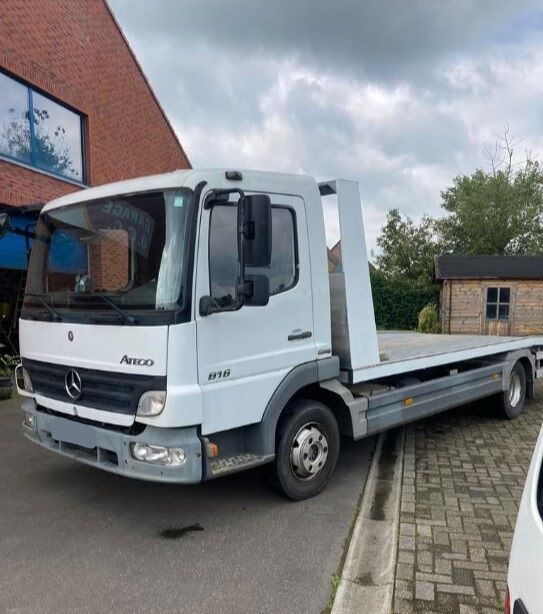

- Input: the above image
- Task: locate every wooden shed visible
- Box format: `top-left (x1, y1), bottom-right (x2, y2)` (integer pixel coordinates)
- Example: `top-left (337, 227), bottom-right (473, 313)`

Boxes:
top-left (435, 255), bottom-right (543, 336)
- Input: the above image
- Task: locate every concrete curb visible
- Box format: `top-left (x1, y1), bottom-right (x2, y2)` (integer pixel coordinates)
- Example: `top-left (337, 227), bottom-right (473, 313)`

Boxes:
top-left (331, 427), bottom-right (405, 614)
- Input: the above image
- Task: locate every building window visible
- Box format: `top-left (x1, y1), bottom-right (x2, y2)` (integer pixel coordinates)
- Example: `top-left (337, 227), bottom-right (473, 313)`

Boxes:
top-left (209, 204), bottom-right (298, 307)
top-left (486, 286), bottom-right (510, 320)
top-left (0, 71), bottom-right (85, 183)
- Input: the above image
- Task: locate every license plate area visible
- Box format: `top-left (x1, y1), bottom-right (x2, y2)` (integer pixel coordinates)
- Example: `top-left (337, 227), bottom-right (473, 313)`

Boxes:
top-left (51, 417), bottom-right (97, 449)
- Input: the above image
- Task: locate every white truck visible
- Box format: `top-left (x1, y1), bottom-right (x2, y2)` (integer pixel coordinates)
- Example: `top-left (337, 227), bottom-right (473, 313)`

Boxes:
top-left (11, 168), bottom-right (543, 500)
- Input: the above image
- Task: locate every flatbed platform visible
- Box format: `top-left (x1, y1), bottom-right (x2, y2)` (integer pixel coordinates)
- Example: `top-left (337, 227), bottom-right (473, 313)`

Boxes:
top-left (343, 331), bottom-right (543, 383)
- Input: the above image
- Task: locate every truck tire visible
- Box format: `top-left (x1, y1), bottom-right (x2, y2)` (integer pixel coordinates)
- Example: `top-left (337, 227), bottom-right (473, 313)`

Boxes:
top-left (493, 362), bottom-right (527, 420)
top-left (270, 399), bottom-right (340, 501)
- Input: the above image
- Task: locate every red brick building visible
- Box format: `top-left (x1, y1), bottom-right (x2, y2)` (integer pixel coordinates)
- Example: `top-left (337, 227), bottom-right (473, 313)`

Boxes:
top-left (0, 0), bottom-right (190, 348)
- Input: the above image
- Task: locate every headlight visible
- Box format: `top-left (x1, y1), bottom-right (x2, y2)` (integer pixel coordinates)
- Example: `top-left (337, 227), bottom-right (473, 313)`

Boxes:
top-left (22, 368), bottom-right (33, 392)
top-left (136, 391), bottom-right (166, 417)
top-left (130, 442), bottom-right (186, 466)
top-left (16, 366), bottom-right (33, 393)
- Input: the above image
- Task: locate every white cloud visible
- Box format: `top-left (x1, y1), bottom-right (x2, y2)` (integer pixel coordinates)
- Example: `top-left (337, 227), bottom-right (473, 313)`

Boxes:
top-left (109, 1), bottom-right (543, 253)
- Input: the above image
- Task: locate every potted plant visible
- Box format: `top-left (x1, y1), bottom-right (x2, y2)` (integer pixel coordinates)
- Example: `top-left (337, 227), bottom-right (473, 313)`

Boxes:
top-left (0, 355), bottom-right (16, 400)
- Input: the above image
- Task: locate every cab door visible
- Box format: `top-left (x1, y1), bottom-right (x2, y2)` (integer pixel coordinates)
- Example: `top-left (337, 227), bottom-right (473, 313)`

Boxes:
top-left (195, 191), bottom-right (316, 435)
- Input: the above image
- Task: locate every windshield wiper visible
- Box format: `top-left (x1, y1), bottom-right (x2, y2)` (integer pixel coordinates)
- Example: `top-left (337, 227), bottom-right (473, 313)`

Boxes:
top-left (24, 293), bottom-right (62, 322)
top-left (98, 295), bottom-right (138, 325)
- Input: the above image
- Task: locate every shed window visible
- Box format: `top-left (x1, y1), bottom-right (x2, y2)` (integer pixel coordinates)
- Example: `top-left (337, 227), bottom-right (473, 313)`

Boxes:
top-left (486, 286), bottom-right (510, 320)
top-left (0, 71), bottom-right (86, 183)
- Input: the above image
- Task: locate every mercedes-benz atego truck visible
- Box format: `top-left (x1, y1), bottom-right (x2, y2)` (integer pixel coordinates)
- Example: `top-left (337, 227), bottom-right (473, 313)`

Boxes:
top-left (13, 169), bottom-right (543, 499)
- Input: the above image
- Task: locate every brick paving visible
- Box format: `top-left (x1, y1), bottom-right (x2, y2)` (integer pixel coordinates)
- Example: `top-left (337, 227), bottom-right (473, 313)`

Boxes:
top-left (393, 383), bottom-right (543, 613)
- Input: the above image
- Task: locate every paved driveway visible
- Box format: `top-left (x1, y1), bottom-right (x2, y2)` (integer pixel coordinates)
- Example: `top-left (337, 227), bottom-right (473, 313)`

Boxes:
top-left (0, 394), bottom-right (375, 614)
top-left (393, 384), bottom-right (543, 613)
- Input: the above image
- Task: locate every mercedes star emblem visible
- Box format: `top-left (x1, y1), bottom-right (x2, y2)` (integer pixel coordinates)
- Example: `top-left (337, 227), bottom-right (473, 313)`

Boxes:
top-left (65, 369), bottom-right (82, 401)
top-left (68, 331), bottom-right (74, 342)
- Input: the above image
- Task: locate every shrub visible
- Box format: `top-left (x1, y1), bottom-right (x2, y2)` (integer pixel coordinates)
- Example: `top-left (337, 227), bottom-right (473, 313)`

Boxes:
top-left (2, 354), bottom-right (19, 369)
top-left (0, 357), bottom-right (12, 379)
top-left (370, 268), bottom-right (440, 330)
top-left (417, 303), bottom-right (440, 334)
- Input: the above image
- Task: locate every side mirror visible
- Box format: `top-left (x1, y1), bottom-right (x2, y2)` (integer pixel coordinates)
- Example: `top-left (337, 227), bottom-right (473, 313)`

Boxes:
top-left (242, 194), bottom-right (271, 267)
top-left (0, 213), bottom-right (10, 240)
top-left (239, 274), bottom-right (270, 306)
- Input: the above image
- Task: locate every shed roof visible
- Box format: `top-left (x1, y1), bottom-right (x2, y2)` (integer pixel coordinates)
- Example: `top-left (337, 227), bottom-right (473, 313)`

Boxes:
top-left (435, 254), bottom-right (543, 280)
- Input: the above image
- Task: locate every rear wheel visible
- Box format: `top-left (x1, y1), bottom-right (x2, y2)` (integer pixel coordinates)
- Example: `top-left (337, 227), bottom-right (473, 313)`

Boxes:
top-left (270, 399), bottom-right (340, 501)
top-left (493, 362), bottom-right (527, 419)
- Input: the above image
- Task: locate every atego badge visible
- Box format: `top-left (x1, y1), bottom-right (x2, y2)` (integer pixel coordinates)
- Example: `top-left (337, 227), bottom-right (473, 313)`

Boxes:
top-left (120, 355), bottom-right (154, 367)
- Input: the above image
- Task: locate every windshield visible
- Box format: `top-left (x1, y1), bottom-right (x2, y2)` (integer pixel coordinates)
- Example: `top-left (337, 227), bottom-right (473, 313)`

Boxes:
top-left (22, 189), bottom-right (193, 323)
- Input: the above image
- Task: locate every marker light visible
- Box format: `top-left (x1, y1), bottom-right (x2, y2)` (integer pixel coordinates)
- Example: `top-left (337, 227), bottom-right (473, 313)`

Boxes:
top-left (23, 411), bottom-right (35, 430)
top-left (130, 443), bottom-right (186, 467)
top-left (136, 391), bottom-right (166, 417)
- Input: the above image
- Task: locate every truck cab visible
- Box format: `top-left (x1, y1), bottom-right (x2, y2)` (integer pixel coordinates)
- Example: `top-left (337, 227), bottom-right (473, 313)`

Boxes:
top-left (17, 169), bottom-right (354, 499)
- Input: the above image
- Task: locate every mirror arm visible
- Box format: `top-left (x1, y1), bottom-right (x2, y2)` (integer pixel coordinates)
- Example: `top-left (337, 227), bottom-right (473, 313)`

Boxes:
top-left (204, 188), bottom-right (245, 210)
top-left (237, 194), bottom-right (248, 307)
top-left (237, 279), bottom-right (253, 299)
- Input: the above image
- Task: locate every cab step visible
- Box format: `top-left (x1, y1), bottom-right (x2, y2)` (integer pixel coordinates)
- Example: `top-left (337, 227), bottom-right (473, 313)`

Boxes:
top-left (210, 453), bottom-right (273, 477)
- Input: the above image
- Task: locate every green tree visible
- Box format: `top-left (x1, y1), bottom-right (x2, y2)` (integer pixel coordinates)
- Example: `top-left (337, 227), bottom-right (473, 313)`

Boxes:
top-left (372, 208), bottom-right (437, 287)
top-left (437, 158), bottom-right (543, 255)
top-left (374, 130), bottom-right (543, 286)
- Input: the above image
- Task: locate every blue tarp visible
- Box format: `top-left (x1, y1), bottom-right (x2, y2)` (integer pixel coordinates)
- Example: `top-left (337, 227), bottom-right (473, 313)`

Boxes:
top-left (0, 213), bottom-right (87, 272)
top-left (48, 229), bottom-right (87, 273)
top-left (0, 213), bottom-right (35, 270)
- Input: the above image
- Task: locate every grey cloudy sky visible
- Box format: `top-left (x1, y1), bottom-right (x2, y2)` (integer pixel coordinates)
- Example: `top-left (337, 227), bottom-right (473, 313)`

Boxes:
top-left (109, 0), bottom-right (543, 251)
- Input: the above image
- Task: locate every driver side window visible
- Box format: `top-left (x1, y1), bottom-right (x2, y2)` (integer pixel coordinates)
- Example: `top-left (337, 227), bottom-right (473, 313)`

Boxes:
top-left (208, 203), bottom-right (297, 307)
top-left (209, 205), bottom-right (238, 307)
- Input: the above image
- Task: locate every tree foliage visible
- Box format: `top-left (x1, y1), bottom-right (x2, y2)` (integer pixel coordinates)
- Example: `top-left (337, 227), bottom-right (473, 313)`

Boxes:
top-left (437, 158), bottom-right (543, 255)
top-left (370, 268), bottom-right (439, 331)
top-left (373, 209), bottom-right (437, 287)
top-left (375, 130), bottom-right (543, 278)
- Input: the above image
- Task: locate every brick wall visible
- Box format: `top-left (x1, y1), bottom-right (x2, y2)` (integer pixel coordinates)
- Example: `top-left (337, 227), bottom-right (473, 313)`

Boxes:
top-left (0, 0), bottom-right (190, 207)
top-left (88, 230), bottom-right (129, 292)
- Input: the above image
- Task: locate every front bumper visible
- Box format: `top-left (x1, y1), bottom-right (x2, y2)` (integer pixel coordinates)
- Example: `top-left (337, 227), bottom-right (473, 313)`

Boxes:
top-left (21, 398), bottom-right (203, 484)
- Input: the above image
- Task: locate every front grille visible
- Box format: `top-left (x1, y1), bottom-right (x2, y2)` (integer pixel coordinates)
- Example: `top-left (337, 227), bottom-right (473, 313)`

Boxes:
top-left (23, 358), bottom-right (166, 416)
top-left (36, 405), bottom-right (146, 435)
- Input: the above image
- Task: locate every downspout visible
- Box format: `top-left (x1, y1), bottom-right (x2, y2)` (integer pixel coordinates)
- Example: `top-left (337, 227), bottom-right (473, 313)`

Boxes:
top-left (448, 280), bottom-right (452, 334)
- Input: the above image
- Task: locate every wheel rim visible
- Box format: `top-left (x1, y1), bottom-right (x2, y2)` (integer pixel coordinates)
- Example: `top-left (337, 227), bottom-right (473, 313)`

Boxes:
top-left (508, 371), bottom-right (522, 407)
top-left (290, 422), bottom-right (329, 481)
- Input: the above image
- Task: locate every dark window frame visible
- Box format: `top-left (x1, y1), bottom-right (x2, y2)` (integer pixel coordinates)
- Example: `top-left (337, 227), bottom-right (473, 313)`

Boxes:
top-left (0, 68), bottom-right (87, 185)
top-left (485, 285), bottom-right (511, 321)
top-left (207, 201), bottom-right (299, 308)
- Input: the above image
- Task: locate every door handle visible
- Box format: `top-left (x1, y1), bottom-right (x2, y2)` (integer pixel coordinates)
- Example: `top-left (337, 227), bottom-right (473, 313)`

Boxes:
top-left (288, 331), bottom-right (312, 341)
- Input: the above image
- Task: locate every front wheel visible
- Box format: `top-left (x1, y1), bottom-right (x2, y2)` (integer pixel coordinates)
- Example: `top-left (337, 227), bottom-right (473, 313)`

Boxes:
top-left (271, 399), bottom-right (340, 501)
top-left (493, 362), bottom-right (527, 419)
